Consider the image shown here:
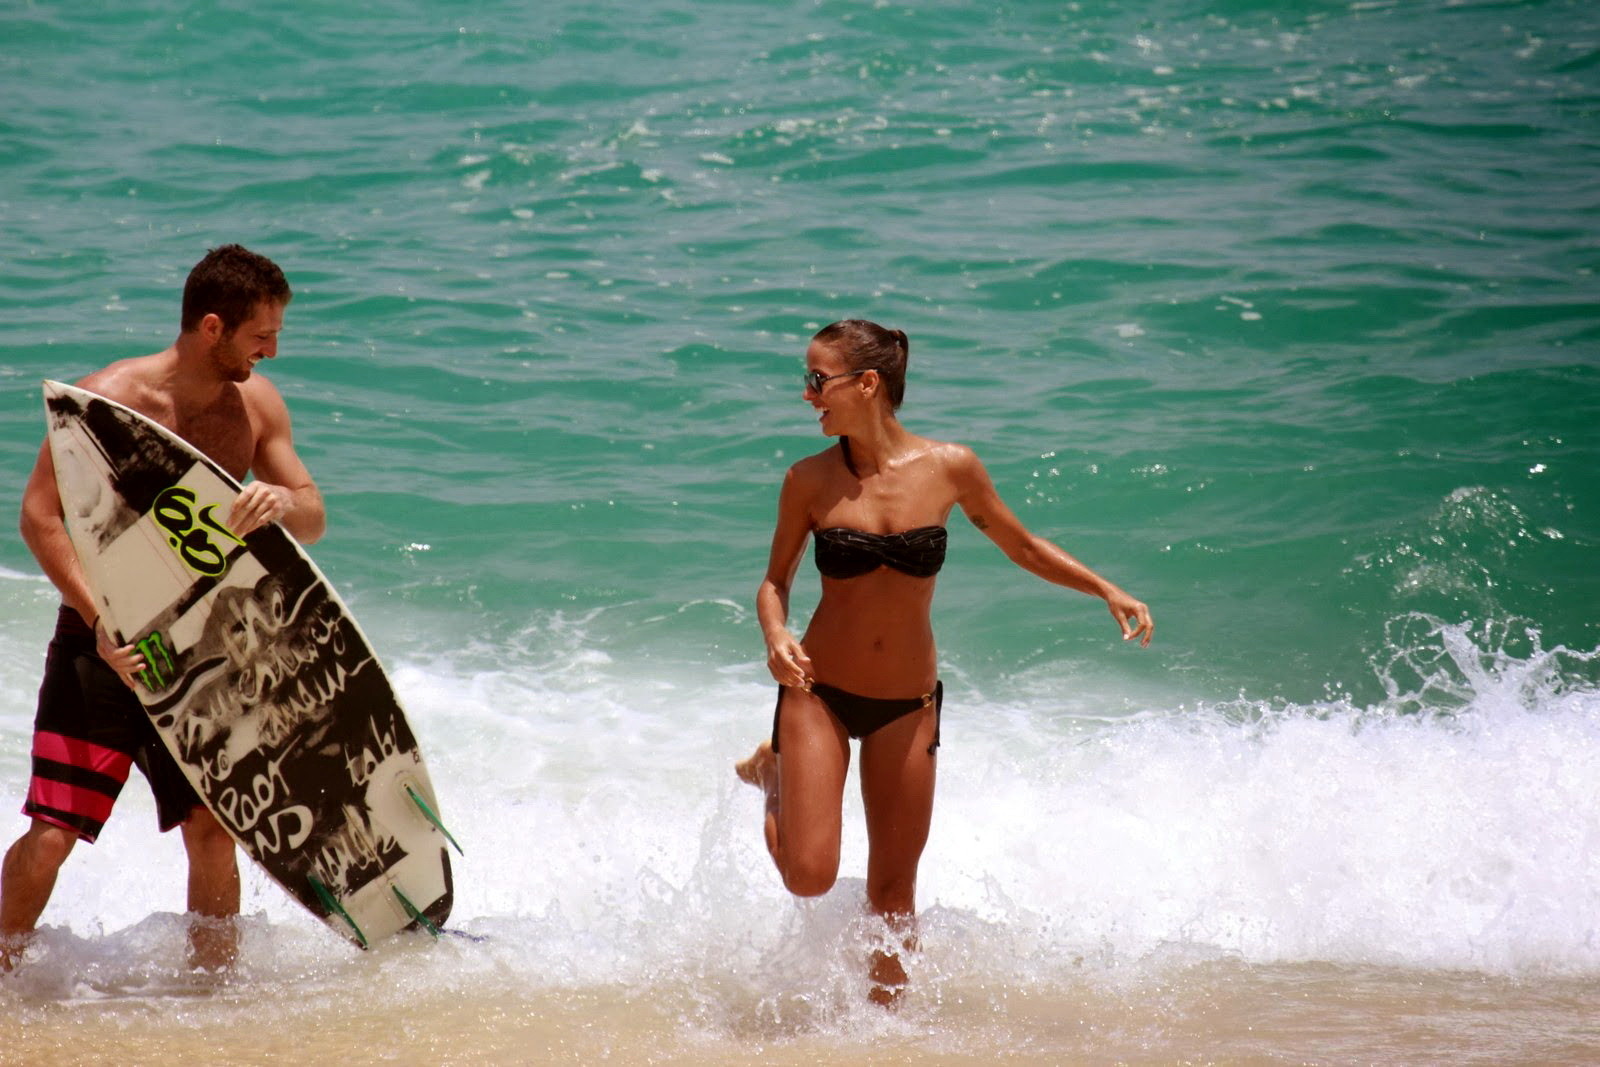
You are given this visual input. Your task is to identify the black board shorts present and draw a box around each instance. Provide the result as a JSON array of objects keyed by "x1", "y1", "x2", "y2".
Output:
[{"x1": 21, "y1": 607, "x2": 203, "y2": 843}]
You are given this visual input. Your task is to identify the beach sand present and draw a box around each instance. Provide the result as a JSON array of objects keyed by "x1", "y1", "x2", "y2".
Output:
[{"x1": 6, "y1": 955, "x2": 1599, "y2": 1065}]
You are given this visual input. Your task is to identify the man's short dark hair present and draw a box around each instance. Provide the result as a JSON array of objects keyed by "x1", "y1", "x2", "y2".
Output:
[{"x1": 180, "y1": 244, "x2": 292, "y2": 334}]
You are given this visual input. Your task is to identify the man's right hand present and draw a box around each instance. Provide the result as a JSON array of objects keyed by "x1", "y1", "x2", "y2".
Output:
[{"x1": 94, "y1": 618, "x2": 147, "y2": 692}]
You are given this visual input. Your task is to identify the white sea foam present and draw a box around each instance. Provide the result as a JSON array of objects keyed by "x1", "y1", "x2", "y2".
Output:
[
  {"x1": 0, "y1": 566, "x2": 50, "y2": 584},
  {"x1": 393, "y1": 613, "x2": 1600, "y2": 986},
  {"x1": 3, "y1": 612, "x2": 1597, "y2": 1018}
]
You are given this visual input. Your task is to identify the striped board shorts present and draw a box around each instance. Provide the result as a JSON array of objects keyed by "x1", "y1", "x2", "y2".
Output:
[{"x1": 22, "y1": 607, "x2": 202, "y2": 843}]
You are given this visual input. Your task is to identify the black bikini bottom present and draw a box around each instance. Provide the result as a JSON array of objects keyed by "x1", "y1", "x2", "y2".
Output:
[{"x1": 772, "y1": 680, "x2": 943, "y2": 756}]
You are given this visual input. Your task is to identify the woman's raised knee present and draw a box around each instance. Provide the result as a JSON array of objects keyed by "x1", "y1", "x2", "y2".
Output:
[{"x1": 782, "y1": 854, "x2": 839, "y2": 898}]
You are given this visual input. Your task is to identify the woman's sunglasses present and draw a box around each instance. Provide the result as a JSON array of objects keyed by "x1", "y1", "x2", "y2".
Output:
[{"x1": 804, "y1": 369, "x2": 866, "y2": 392}]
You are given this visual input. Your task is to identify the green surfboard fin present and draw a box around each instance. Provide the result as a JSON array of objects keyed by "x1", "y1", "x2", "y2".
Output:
[
  {"x1": 308, "y1": 874, "x2": 369, "y2": 949},
  {"x1": 406, "y1": 785, "x2": 463, "y2": 855},
  {"x1": 392, "y1": 886, "x2": 441, "y2": 938}
]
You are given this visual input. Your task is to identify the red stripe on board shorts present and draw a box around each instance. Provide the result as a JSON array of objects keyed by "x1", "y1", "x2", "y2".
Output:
[
  {"x1": 32, "y1": 730, "x2": 134, "y2": 779},
  {"x1": 25, "y1": 730, "x2": 134, "y2": 843}
]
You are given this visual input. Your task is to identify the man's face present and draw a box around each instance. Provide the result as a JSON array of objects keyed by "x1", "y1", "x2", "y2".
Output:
[{"x1": 209, "y1": 301, "x2": 285, "y2": 382}]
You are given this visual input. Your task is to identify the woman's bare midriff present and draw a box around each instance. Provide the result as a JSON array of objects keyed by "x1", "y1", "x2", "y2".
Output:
[{"x1": 800, "y1": 572, "x2": 939, "y2": 696}]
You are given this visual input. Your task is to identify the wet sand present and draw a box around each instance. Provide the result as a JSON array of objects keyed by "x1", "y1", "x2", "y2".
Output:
[{"x1": 5, "y1": 956, "x2": 1599, "y2": 1066}]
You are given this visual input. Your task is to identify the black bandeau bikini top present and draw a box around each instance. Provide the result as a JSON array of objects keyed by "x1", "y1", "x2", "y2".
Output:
[{"x1": 813, "y1": 525, "x2": 948, "y2": 580}]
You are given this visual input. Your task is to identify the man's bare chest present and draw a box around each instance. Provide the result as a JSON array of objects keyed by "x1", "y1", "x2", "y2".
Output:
[{"x1": 150, "y1": 400, "x2": 255, "y2": 481}]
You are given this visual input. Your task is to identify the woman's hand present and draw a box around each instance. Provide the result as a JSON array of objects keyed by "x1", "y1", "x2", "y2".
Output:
[
  {"x1": 765, "y1": 629, "x2": 815, "y2": 688},
  {"x1": 1106, "y1": 589, "x2": 1154, "y2": 647}
]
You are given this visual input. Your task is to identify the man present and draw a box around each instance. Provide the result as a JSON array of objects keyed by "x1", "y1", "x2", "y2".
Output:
[{"x1": 0, "y1": 244, "x2": 325, "y2": 971}]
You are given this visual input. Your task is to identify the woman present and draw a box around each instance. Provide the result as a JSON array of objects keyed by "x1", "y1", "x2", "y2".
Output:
[{"x1": 736, "y1": 319, "x2": 1153, "y2": 1004}]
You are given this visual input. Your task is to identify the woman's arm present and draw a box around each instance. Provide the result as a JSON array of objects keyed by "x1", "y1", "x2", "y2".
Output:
[
  {"x1": 952, "y1": 445, "x2": 1154, "y2": 646},
  {"x1": 756, "y1": 466, "x2": 818, "y2": 686}
]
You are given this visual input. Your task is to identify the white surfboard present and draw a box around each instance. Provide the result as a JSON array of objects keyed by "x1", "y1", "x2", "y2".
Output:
[{"x1": 42, "y1": 380, "x2": 456, "y2": 948}]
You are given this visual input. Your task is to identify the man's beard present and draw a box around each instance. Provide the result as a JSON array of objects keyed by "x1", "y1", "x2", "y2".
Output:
[{"x1": 209, "y1": 334, "x2": 252, "y2": 382}]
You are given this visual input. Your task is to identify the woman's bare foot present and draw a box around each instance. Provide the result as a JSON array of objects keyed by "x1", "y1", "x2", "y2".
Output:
[
  {"x1": 868, "y1": 948, "x2": 908, "y2": 1008},
  {"x1": 735, "y1": 740, "x2": 776, "y2": 791},
  {"x1": 867, "y1": 915, "x2": 916, "y2": 1008}
]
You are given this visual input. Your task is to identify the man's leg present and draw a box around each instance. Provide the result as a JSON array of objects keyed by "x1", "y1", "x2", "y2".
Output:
[
  {"x1": 180, "y1": 806, "x2": 239, "y2": 971},
  {"x1": 0, "y1": 819, "x2": 79, "y2": 970}
]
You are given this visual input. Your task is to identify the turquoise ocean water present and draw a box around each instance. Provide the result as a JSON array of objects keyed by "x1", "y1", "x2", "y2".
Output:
[{"x1": 2, "y1": 1, "x2": 1598, "y2": 1062}]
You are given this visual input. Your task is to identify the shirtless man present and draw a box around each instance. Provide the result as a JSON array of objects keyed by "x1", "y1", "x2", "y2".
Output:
[{"x1": 0, "y1": 244, "x2": 325, "y2": 971}]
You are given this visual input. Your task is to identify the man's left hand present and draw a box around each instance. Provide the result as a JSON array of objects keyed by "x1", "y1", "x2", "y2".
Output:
[{"x1": 227, "y1": 481, "x2": 293, "y2": 537}]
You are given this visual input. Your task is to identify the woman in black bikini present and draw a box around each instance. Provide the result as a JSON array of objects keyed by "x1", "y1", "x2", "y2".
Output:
[{"x1": 736, "y1": 319, "x2": 1154, "y2": 1004}]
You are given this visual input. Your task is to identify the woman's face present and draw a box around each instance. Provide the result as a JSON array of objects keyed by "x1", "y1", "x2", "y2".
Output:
[{"x1": 803, "y1": 340, "x2": 869, "y2": 436}]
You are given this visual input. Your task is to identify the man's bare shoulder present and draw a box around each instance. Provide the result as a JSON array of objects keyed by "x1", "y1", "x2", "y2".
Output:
[
  {"x1": 238, "y1": 369, "x2": 291, "y2": 420},
  {"x1": 74, "y1": 352, "x2": 173, "y2": 411},
  {"x1": 235, "y1": 367, "x2": 296, "y2": 435}
]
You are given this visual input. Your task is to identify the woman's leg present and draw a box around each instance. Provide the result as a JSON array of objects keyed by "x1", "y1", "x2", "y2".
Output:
[
  {"x1": 857, "y1": 701, "x2": 939, "y2": 1004},
  {"x1": 738, "y1": 686, "x2": 851, "y2": 897}
]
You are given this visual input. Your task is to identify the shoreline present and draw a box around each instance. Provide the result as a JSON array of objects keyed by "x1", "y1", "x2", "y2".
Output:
[{"x1": 5, "y1": 957, "x2": 1599, "y2": 1066}]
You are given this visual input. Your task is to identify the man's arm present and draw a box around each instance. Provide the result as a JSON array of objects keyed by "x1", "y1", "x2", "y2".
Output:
[
  {"x1": 20, "y1": 440, "x2": 150, "y2": 685},
  {"x1": 235, "y1": 377, "x2": 325, "y2": 544},
  {"x1": 19, "y1": 442, "x2": 96, "y2": 625}
]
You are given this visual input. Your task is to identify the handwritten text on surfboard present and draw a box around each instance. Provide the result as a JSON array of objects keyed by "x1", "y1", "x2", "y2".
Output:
[
  {"x1": 162, "y1": 575, "x2": 397, "y2": 876},
  {"x1": 152, "y1": 485, "x2": 244, "y2": 577}
]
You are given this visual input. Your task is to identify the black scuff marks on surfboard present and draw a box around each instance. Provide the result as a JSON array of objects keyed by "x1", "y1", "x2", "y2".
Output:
[{"x1": 73, "y1": 394, "x2": 194, "y2": 516}]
